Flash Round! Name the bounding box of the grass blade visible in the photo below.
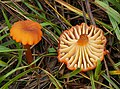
[114,62,120,67]
[1,9,11,29]
[41,68,63,89]
[106,0,120,10]
[0,26,8,34]
[44,0,72,27]
[35,0,46,18]
[0,45,25,52]
[55,0,84,17]
[109,70,120,75]
[94,59,102,80]
[101,1,120,40]
[80,73,111,89]
[88,71,96,89]
[48,47,56,53]
[102,73,119,89]
[109,15,120,40]
[1,40,15,46]
[95,1,120,24]
[60,68,81,79]
[23,1,46,20]
[41,22,56,27]
[0,33,9,41]
[15,43,23,68]
[41,22,62,35]
[1,68,35,89]
[55,0,113,32]
[0,66,28,83]
[0,60,8,67]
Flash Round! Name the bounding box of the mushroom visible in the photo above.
[10,20,42,66]
[58,23,107,72]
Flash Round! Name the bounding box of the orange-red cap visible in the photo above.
[10,20,42,45]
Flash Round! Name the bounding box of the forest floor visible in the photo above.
[0,0,120,89]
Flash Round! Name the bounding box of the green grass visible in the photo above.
[0,0,120,88]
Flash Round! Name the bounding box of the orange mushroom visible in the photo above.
[58,23,107,72]
[10,20,42,66]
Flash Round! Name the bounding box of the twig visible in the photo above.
[78,0,87,24]
[85,0,96,25]
[103,58,112,87]
[107,54,119,70]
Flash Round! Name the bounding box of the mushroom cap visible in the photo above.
[58,23,107,72]
[10,20,42,45]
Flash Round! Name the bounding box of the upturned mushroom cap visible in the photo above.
[10,20,42,45]
[58,23,107,72]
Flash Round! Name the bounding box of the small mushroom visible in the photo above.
[10,20,42,66]
[58,23,107,72]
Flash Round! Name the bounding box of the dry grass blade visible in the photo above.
[0,0,22,3]
[55,0,88,17]
[55,0,113,31]
[2,3,29,19]
[1,4,22,20]
[44,0,72,27]
[109,70,120,75]
[79,73,111,89]
[40,68,63,89]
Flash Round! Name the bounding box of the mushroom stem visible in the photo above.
[24,44,34,67]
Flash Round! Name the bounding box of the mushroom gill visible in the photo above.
[58,23,107,72]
